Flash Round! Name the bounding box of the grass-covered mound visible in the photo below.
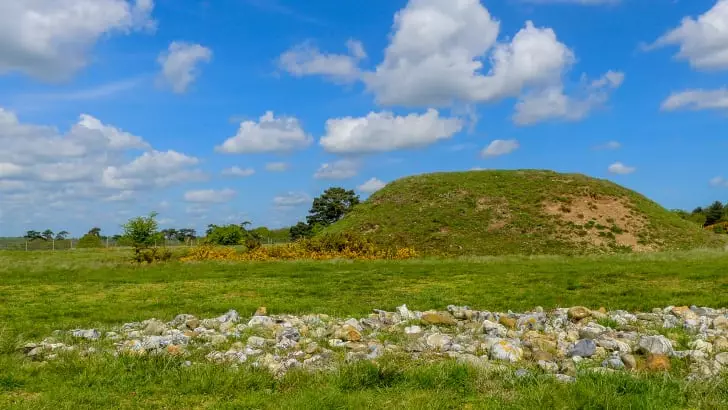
[326,170,721,255]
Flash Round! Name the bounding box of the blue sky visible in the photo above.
[0,0,727,236]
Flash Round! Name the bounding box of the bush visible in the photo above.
[205,224,248,246]
[76,234,103,249]
[181,233,417,262]
[121,212,167,263]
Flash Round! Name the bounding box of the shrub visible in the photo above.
[121,212,166,263]
[76,234,103,249]
[181,233,417,262]
[205,224,250,246]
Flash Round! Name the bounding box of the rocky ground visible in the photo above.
[21,305,728,382]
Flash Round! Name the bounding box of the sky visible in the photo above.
[0,0,727,236]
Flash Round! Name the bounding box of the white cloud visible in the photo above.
[594,140,621,150]
[278,39,366,83]
[222,166,255,177]
[184,188,237,203]
[652,0,728,70]
[0,106,204,232]
[102,150,204,190]
[710,176,728,187]
[608,162,636,175]
[481,139,520,158]
[513,70,624,125]
[358,177,386,193]
[314,159,359,180]
[265,162,289,172]
[661,88,728,111]
[157,42,212,93]
[216,111,312,154]
[0,162,24,178]
[0,0,156,81]
[521,0,619,4]
[320,109,463,154]
[273,192,310,208]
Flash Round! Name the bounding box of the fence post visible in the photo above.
[25,241,28,251]
[52,239,55,251]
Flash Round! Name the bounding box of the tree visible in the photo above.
[705,201,724,226]
[77,228,104,248]
[122,212,161,250]
[24,230,42,241]
[161,228,178,242]
[289,222,313,241]
[42,229,54,241]
[175,228,197,245]
[87,227,102,238]
[55,231,69,241]
[205,224,247,246]
[306,187,360,227]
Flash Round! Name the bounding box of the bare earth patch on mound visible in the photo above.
[544,196,655,252]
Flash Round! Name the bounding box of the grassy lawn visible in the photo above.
[1,249,728,408]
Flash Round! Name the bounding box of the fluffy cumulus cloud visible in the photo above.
[710,176,728,187]
[157,42,212,93]
[184,188,237,203]
[0,0,156,81]
[357,178,386,193]
[285,0,621,124]
[608,162,636,175]
[273,192,310,208]
[278,39,366,83]
[221,166,255,177]
[661,88,728,111]
[653,0,728,70]
[481,139,520,158]
[0,106,204,228]
[265,162,289,172]
[216,111,312,154]
[513,70,624,125]
[314,159,359,180]
[320,109,463,154]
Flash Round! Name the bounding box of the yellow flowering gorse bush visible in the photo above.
[181,233,418,262]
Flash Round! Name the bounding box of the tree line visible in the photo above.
[673,200,728,231]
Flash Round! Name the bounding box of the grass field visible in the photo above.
[1,249,728,408]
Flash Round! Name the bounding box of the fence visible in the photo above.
[0,237,290,251]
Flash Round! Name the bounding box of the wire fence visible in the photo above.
[0,237,290,251]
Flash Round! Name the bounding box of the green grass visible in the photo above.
[1,249,728,408]
[325,170,723,255]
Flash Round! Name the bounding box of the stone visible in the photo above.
[620,353,637,370]
[254,307,267,316]
[426,334,453,350]
[691,361,722,379]
[185,319,200,330]
[602,355,625,370]
[277,327,301,343]
[596,338,631,353]
[397,304,416,320]
[579,324,606,340]
[715,337,728,352]
[715,352,728,366]
[335,325,362,342]
[569,339,596,358]
[404,325,422,335]
[217,310,240,323]
[713,316,728,331]
[421,312,457,326]
[646,354,671,371]
[499,316,517,329]
[636,336,674,356]
[71,329,100,340]
[143,320,167,336]
[553,374,576,383]
[105,332,121,341]
[200,319,221,330]
[166,345,184,356]
[517,314,544,331]
[671,306,697,319]
[247,336,266,348]
[248,316,275,328]
[210,334,227,346]
[490,340,523,362]
[688,339,712,354]
[514,369,530,378]
[538,360,559,373]
[532,350,555,362]
[567,307,591,321]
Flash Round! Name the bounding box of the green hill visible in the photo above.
[327,170,721,255]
